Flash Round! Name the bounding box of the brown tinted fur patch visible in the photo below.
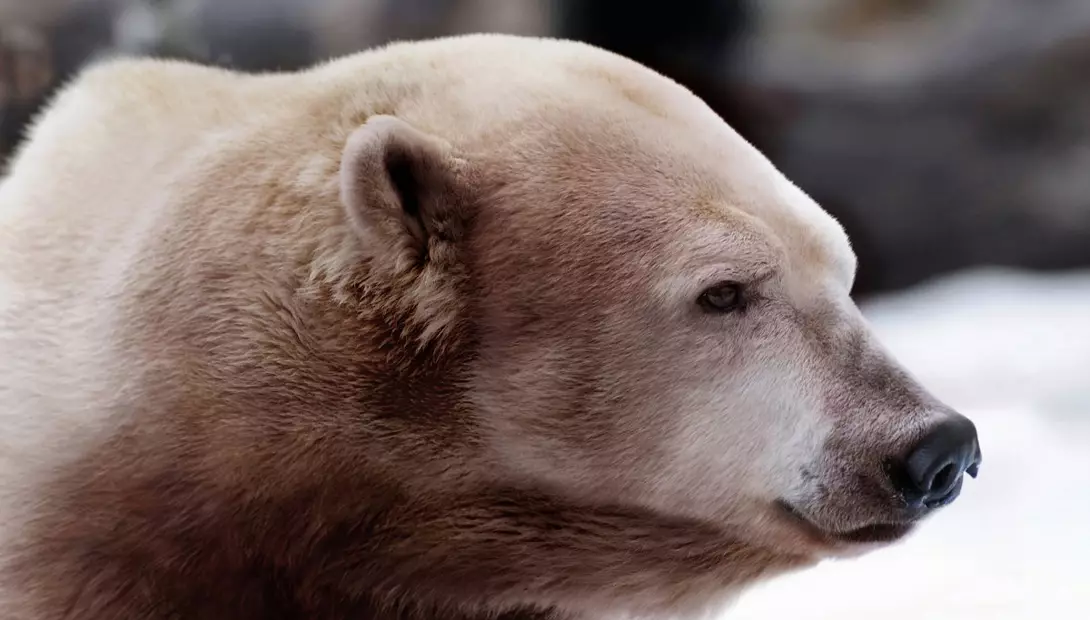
[691,193,735,223]
[12,415,807,619]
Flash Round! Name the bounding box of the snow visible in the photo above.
[727,268,1090,620]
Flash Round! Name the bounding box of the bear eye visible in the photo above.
[698,281,745,313]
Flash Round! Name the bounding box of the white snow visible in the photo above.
[727,268,1090,620]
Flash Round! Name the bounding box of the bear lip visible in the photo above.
[831,521,915,544]
[774,499,916,546]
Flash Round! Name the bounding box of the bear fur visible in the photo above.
[0,34,971,620]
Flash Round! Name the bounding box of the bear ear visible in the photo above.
[339,115,465,268]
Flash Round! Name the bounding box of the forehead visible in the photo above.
[497,95,856,289]
[461,42,857,293]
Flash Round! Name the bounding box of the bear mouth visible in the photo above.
[775,500,915,545]
[830,521,914,544]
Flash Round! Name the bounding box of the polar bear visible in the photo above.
[0,34,981,620]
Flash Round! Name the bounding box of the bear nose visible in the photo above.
[898,414,981,509]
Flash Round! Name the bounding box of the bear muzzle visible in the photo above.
[776,411,981,550]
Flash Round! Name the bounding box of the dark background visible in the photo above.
[3,0,1089,299]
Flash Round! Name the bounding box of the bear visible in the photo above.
[0,34,981,620]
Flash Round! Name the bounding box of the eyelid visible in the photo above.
[699,267,777,292]
[750,268,779,287]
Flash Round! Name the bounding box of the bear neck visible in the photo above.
[7,282,806,618]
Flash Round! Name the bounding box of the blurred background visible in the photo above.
[1,1,1086,618]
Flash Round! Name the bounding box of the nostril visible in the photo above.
[929,462,957,495]
[924,475,965,510]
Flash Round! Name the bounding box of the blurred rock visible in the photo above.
[0,0,550,162]
[0,0,83,30]
[747,0,1090,293]
[1,0,118,162]
[306,0,548,60]
[554,1,791,171]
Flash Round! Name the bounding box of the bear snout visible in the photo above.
[778,410,981,549]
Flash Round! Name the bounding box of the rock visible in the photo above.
[746,0,1090,294]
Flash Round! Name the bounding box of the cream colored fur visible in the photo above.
[0,34,962,619]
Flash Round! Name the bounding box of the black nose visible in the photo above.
[898,415,982,509]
